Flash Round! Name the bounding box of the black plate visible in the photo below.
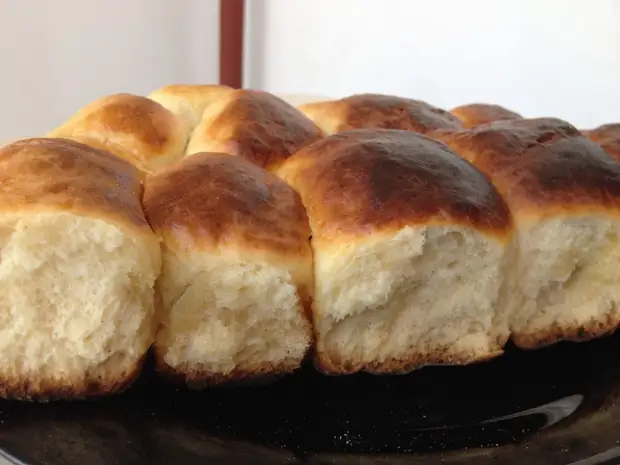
[2,332,620,465]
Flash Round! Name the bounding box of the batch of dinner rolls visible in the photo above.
[1,85,619,401]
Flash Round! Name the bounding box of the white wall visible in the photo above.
[0,0,220,141]
[246,0,620,128]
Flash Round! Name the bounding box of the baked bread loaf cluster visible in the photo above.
[2,87,620,400]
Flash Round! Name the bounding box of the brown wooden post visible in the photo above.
[219,0,245,88]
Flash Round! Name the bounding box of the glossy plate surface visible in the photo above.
[1,333,620,465]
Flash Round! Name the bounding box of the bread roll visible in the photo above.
[277,129,515,375]
[147,84,234,132]
[433,118,620,349]
[143,153,313,386]
[297,93,462,136]
[186,89,323,173]
[48,93,188,173]
[0,138,161,400]
[583,123,620,161]
[450,103,522,128]
[274,93,332,107]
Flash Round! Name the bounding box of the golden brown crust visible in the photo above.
[278,129,512,243]
[153,346,303,389]
[150,84,233,99]
[583,123,620,161]
[49,93,188,172]
[143,153,312,256]
[0,138,151,233]
[512,313,620,350]
[315,345,502,375]
[299,93,462,135]
[54,135,149,182]
[186,89,324,172]
[433,118,620,215]
[450,103,522,128]
[147,84,234,129]
[0,354,146,402]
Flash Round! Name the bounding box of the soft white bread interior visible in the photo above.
[297,93,462,136]
[147,84,234,133]
[434,118,620,349]
[185,89,324,173]
[277,129,517,375]
[143,153,314,387]
[0,138,161,400]
[48,93,189,174]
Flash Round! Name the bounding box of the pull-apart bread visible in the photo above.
[297,93,462,136]
[0,138,161,400]
[449,103,522,128]
[143,153,313,387]
[48,93,188,174]
[277,129,515,375]
[185,89,324,173]
[147,84,234,133]
[583,123,620,161]
[434,118,620,349]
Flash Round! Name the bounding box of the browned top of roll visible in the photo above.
[583,123,620,161]
[185,89,324,173]
[150,84,232,100]
[298,94,462,136]
[147,84,234,130]
[143,153,312,256]
[450,103,522,128]
[48,93,188,172]
[0,138,150,232]
[434,118,620,216]
[277,129,512,243]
